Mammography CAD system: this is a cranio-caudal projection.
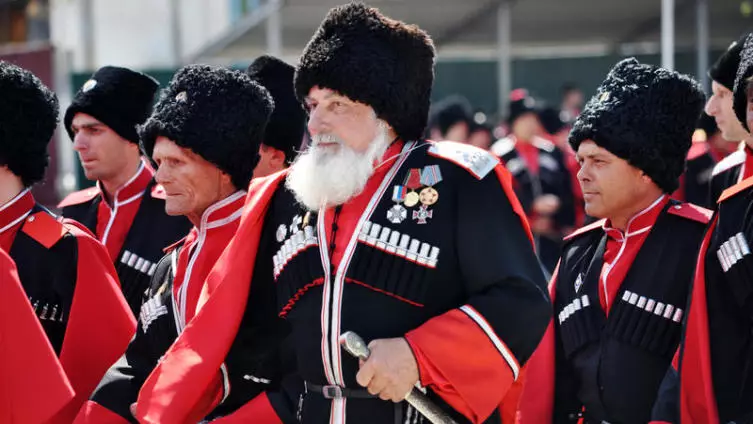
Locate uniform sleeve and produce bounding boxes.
[0,249,75,424]
[404,164,551,423]
[76,255,175,423]
[54,231,137,423]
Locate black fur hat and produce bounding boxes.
[507,89,538,124]
[538,105,567,135]
[710,35,745,92]
[427,95,473,137]
[64,66,158,144]
[246,55,306,164]
[140,65,274,190]
[733,33,753,131]
[0,61,58,187]
[569,58,705,193]
[294,2,435,141]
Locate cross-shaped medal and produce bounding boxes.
[412,205,433,224]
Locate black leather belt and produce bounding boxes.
[307,382,376,399]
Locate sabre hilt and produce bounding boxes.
[338,331,459,424]
[339,331,370,360]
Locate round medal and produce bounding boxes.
[386,204,408,224]
[404,191,420,207]
[419,187,439,206]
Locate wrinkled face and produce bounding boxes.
[152,136,232,218]
[705,81,749,142]
[576,140,652,219]
[71,113,139,182]
[304,86,384,154]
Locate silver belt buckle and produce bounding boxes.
[322,385,344,399]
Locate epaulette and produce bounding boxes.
[563,219,606,242]
[532,136,556,153]
[711,149,745,176]
[490,137,515,157]
[686,142,710,161]
[667,202,712,224]
[21,211,68,249]
[57,186,100,208]
[151,183,167,200]
[718,175,753,204]
[427,141,499,180]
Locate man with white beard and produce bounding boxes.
[132,4,550,424]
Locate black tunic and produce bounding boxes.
[552,202,708,423]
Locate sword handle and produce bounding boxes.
[338,331,458,424]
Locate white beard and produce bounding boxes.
[285,122,391,211]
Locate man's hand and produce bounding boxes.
[355,337,419,402]
[533,194,561,216]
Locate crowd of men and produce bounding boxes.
[0,2,752,423]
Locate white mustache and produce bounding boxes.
[311,134,343,146]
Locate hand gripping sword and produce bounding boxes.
[339,331,458,424]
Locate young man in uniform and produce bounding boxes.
[248,55,307,178]
[73,64,274,423]
[681,32,753,424]
[705,35,753,204]
[59,66,192,314]
[132,4,551,423]
[0,61,135,423]
[518,58,709,424]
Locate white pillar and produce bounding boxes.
[265,0,282,57]
[497,0,512,119]
[661,0,675,70]
[696,0,709,92]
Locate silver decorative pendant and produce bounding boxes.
[386,204,408,224]
[276,224,288,242]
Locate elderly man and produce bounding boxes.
[0,61,134,423]
[681,32,753,424]
[72,63,276,423]
[518,59,710,424]
[132,3,550,424]
[59,66,192,315]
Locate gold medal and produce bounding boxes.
[404,191,420,207]
[419,187,439,206]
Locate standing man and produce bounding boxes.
[705,35,753,204]
[491,90,576,273]
[73,64,274,423]
[0,61,135,423]
[681,32,753,424]
[133,4,550,424]
[58,66,192,314]
[518,58,709,423]
[248,55,307,178]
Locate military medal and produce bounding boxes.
[387,185,408,224]
[412,205,433,224]
[419,165,442,206]
[404,169,422,208]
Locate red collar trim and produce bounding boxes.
[603,195,668,241]
[0,189,35,233]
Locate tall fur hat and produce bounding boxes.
[569,58,705,193]
[733,33,753,131]
[294,2,435,141]
[246,55,306,163]
[710,35,745,92]
[64,66,158,144]
[140,65,274,190]
[0,61,58,186]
